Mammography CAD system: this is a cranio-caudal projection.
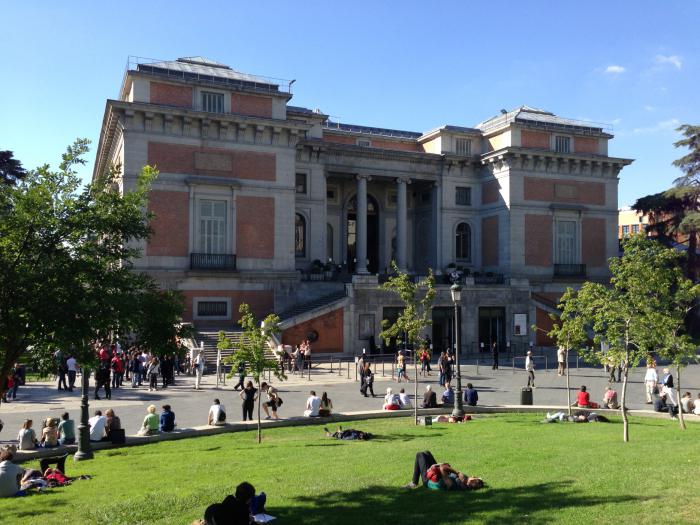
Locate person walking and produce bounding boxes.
[361,363,375,397]
[644,361,658,404]
[146,357,160,392]
[525,350,535,388]
[66,355,77,392]
[557,346,566,376]
[233,361,246,391]
[240,381,257,421]
[56,352,68,391]
[194,352,205,390]
[491,342,499,370]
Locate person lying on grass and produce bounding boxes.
[324,426,372,440]
[404,450,484,490]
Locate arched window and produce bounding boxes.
[295,213,306,258]
[456,222,471,261]
[326,223,334,261]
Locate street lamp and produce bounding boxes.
[450,282,464,418]
[74,365,93,461]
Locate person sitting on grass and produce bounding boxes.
[137,405,160,436]
[88,411,107,442]
[318,392,333,417]
[208,399,227,426]
[694,394,700,416]
[603,387,619,409]
[303,390,322,417]
[204,481,256,525]
[463,383,479,406]
[40,418,59,448]
[0,449,25,498]
[680,392,694,414]
[404,450,484,490]
[383,388,401,410]
[160,404,176,432]
[58,412,75,446]
[574,385,590,408]
[17,419,39,450]
[421,385,438,408]
[398,388,412,408]
[441,383,455,407]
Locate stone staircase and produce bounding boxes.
[277,289,347,321]
[193,329,265,371]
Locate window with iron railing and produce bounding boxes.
[199,200,226,254]
[201,91,224,113]
[197,301,228,317]
[555,220,577,264]
[455,138,472,156]
[456,186,471,206]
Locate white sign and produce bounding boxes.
[513,314,528,336]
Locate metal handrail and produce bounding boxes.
[190,253,237,271]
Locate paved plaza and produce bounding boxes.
[2,360,700,442]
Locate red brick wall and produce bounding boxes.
[148,142,276,181]
[150,82,193,108]
[481,216,499,266]
[524,214,552,266]
[147,190,189,256]
[482,180,500,204]
[182,290,274,323]
[282,308,344,353]
[236,196,275,259]
[322,133,420,152]
[575,137,598,154]
[523,177,605,206]
[582,217,607,268]
[231,93,272,118]
[521,130,550,149]
[535,307,557,345]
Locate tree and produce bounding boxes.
[224,303,285,443]
[0,139,182,398]
[545,288,589,417]
[380,261,436,424]
[131,287,192,357]
[0,150,26,185]
[565,236,695,441]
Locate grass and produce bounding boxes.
[1,414,699,524]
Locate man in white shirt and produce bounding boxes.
[194,352,205,390]
[525,351,535,388]
[644,363,658,404]
[303,390,322,417]
[208,399,226,426]
[556,346,566,376]
[66,355,78,392]
[398,388,412,408]
[88,410,107,442]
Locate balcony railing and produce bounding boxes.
[473,273,505,285]
[190,253,237,271]
[554,264,586,278]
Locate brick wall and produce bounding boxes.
[524,214,552,266]
[147,190,189,256]
[231,93,272,118]
[281,308,344,353]
[521,130,550,149]
[582,217,607,267]
[574,137,598,154]
[481,216,499,266]
[523,177,605,206]
[481,180,501,204]
[182,290,274,323]
[148,142,276,181]
[236,196,275,259]
[535,307,556,345]
[323,133,420,152]
[150,82,193,108]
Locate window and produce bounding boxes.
[555,220,577,264]
[197,301,228,317]
[295,213,306,258]
[455,138,472,156]
[456,222,471,261]
[555,136,570,153]
[632,224,639,234]
[326,223,334,261]
[199,200,226,254]
[296,173,307,194]
[201,91,224,113]
[327,188,336,200]
[622,225,630,237]
[456,186,471,206]
[357,139,371,147]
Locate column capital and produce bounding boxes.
[396,176,412,185]
[356,174,372,182]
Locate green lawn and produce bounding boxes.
[1,415,699,524]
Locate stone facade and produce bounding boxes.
[93,57,633,355]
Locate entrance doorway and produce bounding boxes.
[431,307,454,354]
[347,194,379,273]
[478,307,505,353]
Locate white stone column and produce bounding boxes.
[433,181,443,271]
[355,174,369,274]
[396,177,409,272]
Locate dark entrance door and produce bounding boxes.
[347,194,379,273]
[431,307,454,355]
[478,307,505,353]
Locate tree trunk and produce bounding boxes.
[566,347,572,417]
[414,350,418,425]
[620,362,629,442]
[257,380,262,444]
[688,231,697,281]
[677,366,686,430]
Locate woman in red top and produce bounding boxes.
[576,385,590,407]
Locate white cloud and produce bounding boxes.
[654,54,682,70]
[610,118,622,125]
[643,105,655,112]
[604,65,626,74]
[632,118,680,134]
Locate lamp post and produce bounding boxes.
[450,283,464,418]
[74,365,93,461]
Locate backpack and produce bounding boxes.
[217,408,226,423]
[276,396,283,406]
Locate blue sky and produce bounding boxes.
[1,1,698,207]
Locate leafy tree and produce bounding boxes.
[545,288,589,417]
[380,261,436,424]
[131,287,192,357]
[0,139,182,399]
[224,303,285,443]
[0,150,27,185]
[565,236,694,441]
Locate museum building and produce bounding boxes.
[93,56,633,355]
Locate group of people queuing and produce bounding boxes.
[274,339,312,374]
